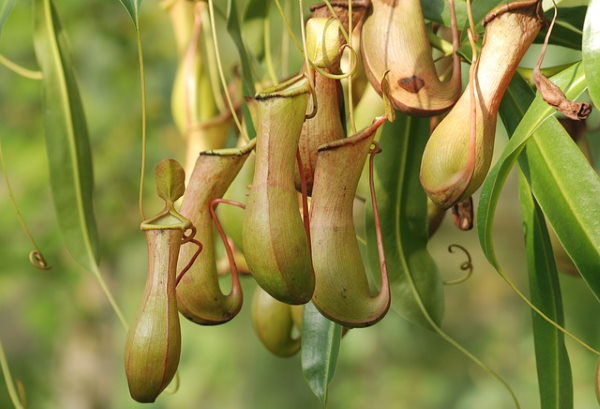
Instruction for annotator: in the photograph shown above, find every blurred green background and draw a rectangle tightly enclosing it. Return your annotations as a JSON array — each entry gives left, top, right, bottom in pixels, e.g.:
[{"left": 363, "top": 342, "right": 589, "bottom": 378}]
[{"left": 1, "top": 0, "right": 599, "bottom": 408}]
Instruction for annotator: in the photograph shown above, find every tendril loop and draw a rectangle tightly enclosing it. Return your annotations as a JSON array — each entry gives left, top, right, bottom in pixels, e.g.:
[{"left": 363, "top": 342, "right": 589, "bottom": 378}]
[{"left": 444, "top": 244, "right": 473, "bottom": 285}]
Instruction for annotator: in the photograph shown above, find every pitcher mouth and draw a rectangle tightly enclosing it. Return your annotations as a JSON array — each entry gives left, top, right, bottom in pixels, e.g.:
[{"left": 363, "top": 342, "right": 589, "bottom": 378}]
[{"left": 253, "top": 74, "right": 310, "bottom": 100}]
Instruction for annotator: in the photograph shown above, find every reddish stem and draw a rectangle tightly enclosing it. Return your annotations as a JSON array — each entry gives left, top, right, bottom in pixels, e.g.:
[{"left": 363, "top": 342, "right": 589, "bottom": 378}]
[
  {"left": 368, "top": 143, "right": 389, "bottom": 295},
  {"left": 176, "top": 238, "right": 203, "bottom": 286},
  {"left": 296, "top": 149, "right": 312, "bottom": 257},
  {"left": 209, "top": 198, "right": 246, "bottom": 288}
]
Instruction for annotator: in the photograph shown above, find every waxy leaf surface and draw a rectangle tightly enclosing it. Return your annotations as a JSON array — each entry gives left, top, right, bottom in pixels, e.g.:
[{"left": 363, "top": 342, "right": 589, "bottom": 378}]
[
  {"left": 366, "top": 114, "right": 444, "bottom": 328},
  {"left": 479, "top": 64, "right": 600, "bottom": 302},
  {"left": 301, "top": 302, "right": 342, "bottom": 406},
  {"left": 33, "top": 0, "right": 99, "bottom": 270}
]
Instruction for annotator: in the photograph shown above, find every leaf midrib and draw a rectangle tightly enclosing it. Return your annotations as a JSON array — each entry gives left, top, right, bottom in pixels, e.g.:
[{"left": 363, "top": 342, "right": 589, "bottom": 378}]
[{"left": 43, "top": 0, "right": 96, "bottom": 268}]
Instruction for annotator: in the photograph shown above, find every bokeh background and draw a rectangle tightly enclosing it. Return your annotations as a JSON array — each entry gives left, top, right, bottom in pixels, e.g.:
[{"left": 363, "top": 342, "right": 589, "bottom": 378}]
[{"left": 0, "top": 0, "right": 599, "bottom": 408}]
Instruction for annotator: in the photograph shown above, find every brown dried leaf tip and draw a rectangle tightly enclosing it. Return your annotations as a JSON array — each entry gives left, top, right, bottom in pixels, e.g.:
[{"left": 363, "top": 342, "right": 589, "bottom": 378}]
[{"left": 534, "top": 71, "right": 592, "bottom": 120}]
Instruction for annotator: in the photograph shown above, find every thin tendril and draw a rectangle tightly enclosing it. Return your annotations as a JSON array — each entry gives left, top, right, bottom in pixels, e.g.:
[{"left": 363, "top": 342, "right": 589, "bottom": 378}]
[
  {"left": 497, "top": 263, "right": 600, "bottom": 355},
  {"left": 0, "top": 138, "right": 50, "bottom": 270},
  {"left": 135, "top": 29, "right": 147, "bottom": 221},
  {"left": 176, "top": 238, "right": 202, "bottom": 286},
  {"left": 298, "top": 0, "right": 316, "bottom": 91},
  {"left": 296, "top": 150, "right": 312, "bottom": 258},
  {"left": 444, "top": 244, "right": 473, "bottom": 285},
  {"left": 207, "top": 0, "right": 244, "bottom": 136},
  {"left": 320, "top": 0, "right": 350, "bottom": 42},
  {"left": 401, "top": 246, "right": 522, "bottom": 408},
  {"left": 535, "top": 0, "right": 557, "bottom": 73},
  {"left": 0, "top": 338, "right": 25, "bottom": 409},
  {"left": 210, "top": 198, "right": 245, "bottom": 289},
  {"left": 280, "top": 0, "right": 291, "bottom": 77},
  {"left": 274, "top": 0, "right": 304, "bottom": 53},
  {"left": 264, "top": 16, "right": 279, "bottom": 85},
  {"left": 164, "top": 371, "right": 180, "bottom": 394},
  {"left": 91, "top": 263, "right": 128, "bottom": 330},
  {"left": 346, "top": 0, "right": 356, "bottom": 133},
  {"left": 0, "top": 54, "right": 42, "bottom": 80},
  {"left": 201, "top": 7, "right": 226, "bottom": 113},
  {"left": 466, "top": 0, "right": 478, "bottom": 43}
]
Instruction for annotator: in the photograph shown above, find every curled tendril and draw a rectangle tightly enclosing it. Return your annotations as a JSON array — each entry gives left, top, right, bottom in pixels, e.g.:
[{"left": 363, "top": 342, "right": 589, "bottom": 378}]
[
  {"left": 444, "top": 244, "right": 473, "bottom": 285},
  {"left": 28, "top": 250, "right": 51, "bottom": 271},
  {"left": 310, "top": 43, "right": 359, "bottom": 80},
  {"left": 181, "top": 225, "right": 197, "bottom": 244}
]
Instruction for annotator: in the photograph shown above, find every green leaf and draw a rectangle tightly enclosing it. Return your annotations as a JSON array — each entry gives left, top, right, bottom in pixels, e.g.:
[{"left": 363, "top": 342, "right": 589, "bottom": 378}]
[
  {"left": 301, "top": 302, "right": 342, "bottom": 406},
  {"left": 583, "top": 0, "right": 600, "bottom": 107},
  {"left": 226, "top": 0, "right": 256, "bottom": 97},
  {"left": 117, "top": 0, "right": 141, "bottom": 27},
  {"left": 484, "top": 67, "right": 600, "bottom": 302},
  {"left": 518, "top": 173, "right": 573, "bottom": 409},
  {"left": 33, "top": 0, "right": 100, "bottom": 270},
  {"left": 242, "top": 0, "right": 272, "bottom": 61},
  {"left": 0, "top": 0, "right": 16, "bottom": 37},
  {"left": 226, "top": 0, "right": 256, "bottom": 139},
  {"left": 366, "top": 114, "right": 444, "bottom": 328},
  {"left": 155, "top": 159, "right": 185, "bottom": 203},
  {"left": 535, "top": 7, "right": 585, "bottom": 50},
  {"left": 421, "top": 0, "right": 503, "bottom": 28}
]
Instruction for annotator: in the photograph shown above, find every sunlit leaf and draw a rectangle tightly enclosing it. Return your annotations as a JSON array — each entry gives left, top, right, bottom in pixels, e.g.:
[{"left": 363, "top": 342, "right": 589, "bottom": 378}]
[
  {"left": 500, "top": 78, "right": 574, "bottom": 409},
  {"left": 583, "top": 0, "right": 600, "bottom": 107},
  {"left": 243, "top": 0, "right": 272, "bottom": 61},
  {"left": 535, "top": 7, "right": 585, "bottom": 49},
  {"left": 481, "top": 65, "right": 600, "bottom": 301},
  {"left": 301, "top": 302, "right": 342, "bottom": 406},
  {"left": 117, "top": 0, "right": 141, "bottom": 27},
  {"left": 518, "top": 174, "right": 573, "bottom": 409},
  {"left": 366, "top": 114, "right": 444, "bottom": 328},
  {"left": 226, "top": 0, "right": 256, "bottom": 139},
  {"left": 32, "top": 0, "right": 99, "bottom": 270}
]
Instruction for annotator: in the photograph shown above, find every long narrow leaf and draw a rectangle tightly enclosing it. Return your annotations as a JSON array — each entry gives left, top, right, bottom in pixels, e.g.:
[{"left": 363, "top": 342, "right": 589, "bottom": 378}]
[
  {"left": 366, "top": 114, "right": 444, "bottom": 328},
  {"left": 226, "top": 0, "right": 256, "bottom": 139},
  {"left": 518, "top": 173, "right": 573, "bottom": 409},
  {"left": 583, "top": 0, "right": 600, "bottom": 107},
  {"left": 117, "top": 0, "right": 141, "bottom": 27},
  {"left": 476, "top": 63, "right": 600, "bottom": 297},
  {"left": 243, "top": 0, "right": 272, "bottom": 61},
  {"left": 301, "top": 302, "right": 342, "bottom": 406},
  {"left": 32, "top": 0, "right": 99, "bottom": 271},
  {"left": 495, "top": 72, "right": 600, "bottom": 302},
  {"left": 500, "top": 79, "right": 574, "bottom": 408}
]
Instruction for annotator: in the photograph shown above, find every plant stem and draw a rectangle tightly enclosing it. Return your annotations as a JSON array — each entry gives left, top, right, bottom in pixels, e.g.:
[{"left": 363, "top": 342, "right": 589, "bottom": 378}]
[
  {"left": 0, "top": 337, "right": 25, "bottom": 409},
  {"left": 264, "top": 16, "right": 279, "bottom": 85},
  {"left": 135, "top": 28, "right": 147, "bottom": 222},
  {"left": 91, "top": 262, "right": 128, "bottom": 330},
  {"left": 207, "top": 0, "right": 244, "bottom": 135},
  {"left": 0, "top": 54, "right": 42, "bottom": 80}
]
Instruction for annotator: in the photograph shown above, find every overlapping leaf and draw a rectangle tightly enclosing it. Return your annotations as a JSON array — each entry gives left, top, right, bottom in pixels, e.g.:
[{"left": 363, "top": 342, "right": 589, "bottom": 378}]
[
  {"left": 32, "top": 0, "right": 99, "bottom": 270},
  {"left": 366, "top": 114, "right": 444, "bottom": 328},
  {"left": 583, "top": 0, "right": 600, "bottom": 107},
  {"left": 301, "top": 302, "right": 342, "bottom": 407},
  {"left": 480, "top": 65, "right": 600, "bottom": 301}
]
